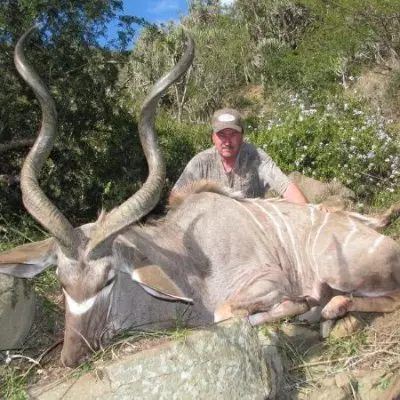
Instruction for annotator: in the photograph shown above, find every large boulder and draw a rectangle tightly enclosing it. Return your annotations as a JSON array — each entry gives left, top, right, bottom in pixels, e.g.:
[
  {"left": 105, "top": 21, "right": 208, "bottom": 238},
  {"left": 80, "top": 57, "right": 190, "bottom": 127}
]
[
  {"left": 0, "top": 275, "right": 35, "bottom": 349},
  {"left": 289, "top": 171, "right": 355, "bottom": 209},
  {"left": 30, "top": 319, "right": 282, "bottom": 399}
]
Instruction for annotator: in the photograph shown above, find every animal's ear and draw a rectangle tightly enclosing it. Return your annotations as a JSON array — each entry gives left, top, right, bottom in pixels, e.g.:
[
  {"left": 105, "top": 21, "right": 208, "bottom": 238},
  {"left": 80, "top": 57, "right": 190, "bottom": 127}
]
[
  {"left": 0, "top": 238, "right": 57, "bottom": 278},
  {"left": 113, "top": 236, "right": 193, "bottom": 303},
  {"left": 133, "top": 260, "right": 193, "bottom": 303}
]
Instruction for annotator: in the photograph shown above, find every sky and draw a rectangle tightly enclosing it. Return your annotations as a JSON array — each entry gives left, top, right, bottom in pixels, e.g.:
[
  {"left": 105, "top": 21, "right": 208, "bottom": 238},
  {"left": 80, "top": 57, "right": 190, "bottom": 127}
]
[
  {"left": 123, "top": 0, "right": 189, "bottom": 26},
  {"left": 105, "top": 0, "right": 234, "bottom": 47},
  {"left": 104, "top": 0, "right": 189, "bottom": 47}
]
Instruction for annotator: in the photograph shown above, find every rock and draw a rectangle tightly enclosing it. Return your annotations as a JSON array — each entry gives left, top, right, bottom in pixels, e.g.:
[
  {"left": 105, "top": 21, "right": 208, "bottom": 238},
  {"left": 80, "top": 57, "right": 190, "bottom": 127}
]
[
  {"left": 308, "top": 385, "right": 349, "bottom": 400},
  {"left": 329, "top": 313, "right": 365, "bottom": 339},
  {"left": 334, "top": 372, "right": 352, "bottom": 389},
  {"left": 0, "top": 275, "right": 35, "bottom": 349},
  {"left": 29, "top": 318, "right": 282, "bottom": 399},
  {"left": 356, "top": 369, "right": 400, "bottom": 400},
  {"left": 289, "top": 171, "right": 355, "bottom": 209},
  {"left": 385, "top": 373, "right": 400, "bottom": 400},
  {"left": 320, "top": 377, "right": 336, "bottom": 387}
]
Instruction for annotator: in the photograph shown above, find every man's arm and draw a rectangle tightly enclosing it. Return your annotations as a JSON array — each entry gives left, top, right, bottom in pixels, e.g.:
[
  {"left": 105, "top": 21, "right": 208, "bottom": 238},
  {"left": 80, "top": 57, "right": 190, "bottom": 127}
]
[
  {"left": 283, "top": 182, "right": 308, "bottom": 204},
  {"left": 256, "top": 148, "right": 308, "bottom": 204}
]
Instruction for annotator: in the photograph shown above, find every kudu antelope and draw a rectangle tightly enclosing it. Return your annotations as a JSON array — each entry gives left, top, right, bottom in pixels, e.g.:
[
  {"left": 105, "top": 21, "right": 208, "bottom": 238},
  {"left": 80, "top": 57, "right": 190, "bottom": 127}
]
[{"left": 1, "top": 27, "right": 400, "bottom": 367}]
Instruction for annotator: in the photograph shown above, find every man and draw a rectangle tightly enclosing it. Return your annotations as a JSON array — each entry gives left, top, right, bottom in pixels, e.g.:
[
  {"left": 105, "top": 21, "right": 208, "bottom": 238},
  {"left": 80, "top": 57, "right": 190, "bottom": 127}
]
[{"left": 172, "top": 108, "right": 308, "bottom": 203}]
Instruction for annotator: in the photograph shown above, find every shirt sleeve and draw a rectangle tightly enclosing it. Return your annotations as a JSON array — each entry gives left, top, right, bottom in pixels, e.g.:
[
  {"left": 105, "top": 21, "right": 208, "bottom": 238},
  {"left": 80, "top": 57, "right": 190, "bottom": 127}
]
[
  {"left": 257, "top": 149, "right": 291, "bottom": 196},
  {"left": 172, "top": 156, "right": 203, "bottom": 191}
]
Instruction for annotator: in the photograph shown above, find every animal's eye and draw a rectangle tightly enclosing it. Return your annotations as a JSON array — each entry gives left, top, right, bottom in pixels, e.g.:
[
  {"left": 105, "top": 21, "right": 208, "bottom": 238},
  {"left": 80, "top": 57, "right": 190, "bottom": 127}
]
[{"left": 104, "top": 276, "right": 115, "bottom": 288}]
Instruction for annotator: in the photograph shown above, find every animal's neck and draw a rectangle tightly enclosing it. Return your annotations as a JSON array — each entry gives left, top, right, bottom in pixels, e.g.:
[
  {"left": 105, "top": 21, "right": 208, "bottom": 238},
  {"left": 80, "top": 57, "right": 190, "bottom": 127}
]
[{"left": 109, "top": 276, "right": 191, "bottom": 331}]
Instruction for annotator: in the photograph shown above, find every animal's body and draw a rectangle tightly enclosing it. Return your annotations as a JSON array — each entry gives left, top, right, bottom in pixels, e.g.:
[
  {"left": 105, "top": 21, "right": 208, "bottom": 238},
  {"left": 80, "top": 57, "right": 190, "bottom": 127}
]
[
  {"left": 159, "top": 189, "right": 400, "bottom": 325},
  {"left": 1, "top": 27, "right": 400, "bottom": 367}
]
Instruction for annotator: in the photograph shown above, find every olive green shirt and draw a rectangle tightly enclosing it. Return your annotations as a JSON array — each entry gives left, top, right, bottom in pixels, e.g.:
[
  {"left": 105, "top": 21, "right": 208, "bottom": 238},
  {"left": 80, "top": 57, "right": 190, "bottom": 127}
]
[{"left": 173, "top": 143, "right": 291, "bottom": 198}]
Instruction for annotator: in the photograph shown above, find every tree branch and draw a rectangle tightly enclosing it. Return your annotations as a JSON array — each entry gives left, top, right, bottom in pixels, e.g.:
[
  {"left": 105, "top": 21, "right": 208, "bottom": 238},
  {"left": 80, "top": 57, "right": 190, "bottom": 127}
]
[{"left": 0, "top": 138, "right": 35, "bottom": 154}]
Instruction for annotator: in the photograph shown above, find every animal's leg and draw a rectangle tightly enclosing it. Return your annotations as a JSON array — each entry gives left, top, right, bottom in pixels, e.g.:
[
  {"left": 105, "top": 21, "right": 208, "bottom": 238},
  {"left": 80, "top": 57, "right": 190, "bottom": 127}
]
[
  {"left": 345, "top": 204, "right": 400, "bottom": 229},
  {"left": 297, "top": 306, "right": 324, "bottom": 323},
  {"left": 247, "top": 298, "right": 311, "bottom": 326},
  {"left": 321, "top": 292, "right": 400, "bottom": 320},
  {"left": 214, "top": 283, "right": 315, "bottom": 325}
]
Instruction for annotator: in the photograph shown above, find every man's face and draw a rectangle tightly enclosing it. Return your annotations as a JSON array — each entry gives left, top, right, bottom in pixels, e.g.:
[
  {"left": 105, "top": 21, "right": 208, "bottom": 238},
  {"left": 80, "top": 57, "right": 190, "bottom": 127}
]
[{"left": 212, "top": 128, "right": 243, "bottom": 160}]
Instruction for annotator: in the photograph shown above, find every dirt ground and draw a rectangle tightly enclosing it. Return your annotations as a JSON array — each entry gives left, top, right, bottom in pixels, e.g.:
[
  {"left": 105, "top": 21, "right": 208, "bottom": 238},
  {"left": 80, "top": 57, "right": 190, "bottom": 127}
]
[{"left": 276, "top": 309, "right": 400, "bottom": 399}]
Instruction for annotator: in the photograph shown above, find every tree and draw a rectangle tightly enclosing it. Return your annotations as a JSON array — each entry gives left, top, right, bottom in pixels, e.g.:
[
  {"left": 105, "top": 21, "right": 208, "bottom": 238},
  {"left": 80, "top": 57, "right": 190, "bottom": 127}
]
[
  {"left": 125, "top": 1, "right": 254, "bottom": 122},
  {"left": 0, "top": 0, "right": 147, "bottom": 226}
]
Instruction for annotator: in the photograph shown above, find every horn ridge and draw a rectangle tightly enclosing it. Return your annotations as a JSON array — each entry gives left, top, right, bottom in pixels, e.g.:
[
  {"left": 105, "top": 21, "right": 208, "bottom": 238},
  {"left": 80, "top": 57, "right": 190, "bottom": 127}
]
[
  {"left": 87, "top": 32, "right": 195, "bottom": 256},
  {"left": 14, "top": 26, "right": 79, "bottom": 256}
]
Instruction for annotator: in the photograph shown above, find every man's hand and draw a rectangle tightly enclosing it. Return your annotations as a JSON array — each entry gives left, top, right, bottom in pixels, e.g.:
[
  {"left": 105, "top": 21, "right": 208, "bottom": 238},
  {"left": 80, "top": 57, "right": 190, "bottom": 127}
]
[{"left": 283, "top": 182, "right": 308, "bottom": 205}]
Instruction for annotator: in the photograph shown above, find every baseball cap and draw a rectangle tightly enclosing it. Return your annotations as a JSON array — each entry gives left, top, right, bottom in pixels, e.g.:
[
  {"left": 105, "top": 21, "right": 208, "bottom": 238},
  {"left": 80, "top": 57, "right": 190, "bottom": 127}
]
[{"left": 211, "top": 108, "right": 244, "bottom": 134}]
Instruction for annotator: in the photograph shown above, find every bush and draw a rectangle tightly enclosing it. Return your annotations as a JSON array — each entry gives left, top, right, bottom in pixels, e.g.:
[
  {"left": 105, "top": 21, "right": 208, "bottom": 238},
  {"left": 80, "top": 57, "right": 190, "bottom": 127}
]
[
  {"left": 246, "top": 94, "right": 400, "bottom": 202},
  {"left": 155, "top": 116, "right": 210, "bottom": 210}
]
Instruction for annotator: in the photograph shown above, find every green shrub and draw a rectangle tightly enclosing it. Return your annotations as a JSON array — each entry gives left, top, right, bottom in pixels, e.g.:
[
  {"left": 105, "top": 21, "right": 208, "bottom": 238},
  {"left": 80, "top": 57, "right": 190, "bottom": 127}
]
[
  {"left": 246, "top": 94, "right": 400, "bottom": 202},
  {"left": 386, "top": 70, "right": 400, "bottom": 114},
  {"left": 152, "top": 116, "right": 210, "bottom": 211}
]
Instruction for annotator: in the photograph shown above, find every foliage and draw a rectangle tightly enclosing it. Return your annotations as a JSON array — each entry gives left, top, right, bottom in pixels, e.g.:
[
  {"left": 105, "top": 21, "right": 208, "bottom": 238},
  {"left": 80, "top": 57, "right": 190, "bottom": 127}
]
[
  {"left": 258, "top": 0, "right": 400, "bottom": 93},
  {"left": 247, "top": 93, "right": 400, "bottom": 202},
  {"left": 125, "top": 2, "right": 254, "bottom": 121},
  {"left": 0, "top": 0, "right": 150, "bottom": 228},
  {"left": 236, "top": 0, "right": 312, "bottom": 48},
  {"left": 0, "top": 366, "right": 30, "bottom": 400},
  {"left": 386, "top": 70, "right": 400, "bottom": 113}
]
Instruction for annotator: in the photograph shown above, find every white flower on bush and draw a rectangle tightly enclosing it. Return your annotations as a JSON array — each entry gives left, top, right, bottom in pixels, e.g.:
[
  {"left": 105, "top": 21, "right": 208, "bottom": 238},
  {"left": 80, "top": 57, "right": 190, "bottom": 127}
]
[
  {"left": 302, "top": 108, "right": 317, "bottom": 116},
  {"left": 367, "top": 151, "right": 375, "bottom": 158}
]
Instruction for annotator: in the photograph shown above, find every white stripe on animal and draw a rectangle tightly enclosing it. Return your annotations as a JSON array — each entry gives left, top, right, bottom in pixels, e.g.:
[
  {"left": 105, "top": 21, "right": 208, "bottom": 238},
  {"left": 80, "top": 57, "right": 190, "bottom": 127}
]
[
  {"left": 308, "top": 205, "right": 316, "bottom": 226},
  {"left": 311, "top": 212, "right": 330, "bottom": 276},
  {"left": 343, "top": 216, "right": 358, "bottom": 251},
  {"left": 63, "top": 280, "right": 115, "bottom": 316},
  {"left": 306, "top": 206, "right": 317, "bottom": 270},
  {"left": 64, "top": 290, "right": 97, "bottom": 315},
  {"left": 267, "top": 202, "right": 302, "bottom": 270},
  {"left": 234, "top": 200, "right": 268, "bottom": 234},
  {"left": 250, "top": 200, "right": 285, "bottom": 245},
  {"left": 368, "top": 235, "right": 385, "bottom": 254}
]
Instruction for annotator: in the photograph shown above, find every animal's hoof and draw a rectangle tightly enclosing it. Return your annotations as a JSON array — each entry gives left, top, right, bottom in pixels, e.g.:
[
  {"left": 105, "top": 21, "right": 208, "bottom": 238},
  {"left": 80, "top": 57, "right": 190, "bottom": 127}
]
[
  {"left": 214, "top": 302, "right": 248, "bottom": 322},
  {"left": 297, "top": 306, "right": 323, "bottom": 323},
  {"left": 214, "top": 303, "right": 233, "bottom": 322},
  {"left": 320, "top": 319, "right": 336, "bottom": 338},
  {"left": 321, "top": 296, "right": 352, "bottom": 319}
]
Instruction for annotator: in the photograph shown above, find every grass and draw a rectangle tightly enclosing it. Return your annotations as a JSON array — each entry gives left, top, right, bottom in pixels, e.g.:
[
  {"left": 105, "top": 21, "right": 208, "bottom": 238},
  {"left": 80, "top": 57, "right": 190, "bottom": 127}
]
[
  {"left": 262, "top": 309, "right": 400, "bottom": 399},
  {"left": 0, "top": 366, "right": 31, "bottom": 400},
  {"left": 0, "top": 214, "right": 48, "bottom": 250},
  {"left": 0, "top": 322, "right": 192, "bottom": 398}
]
